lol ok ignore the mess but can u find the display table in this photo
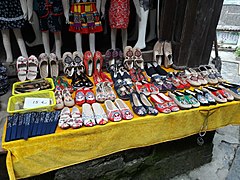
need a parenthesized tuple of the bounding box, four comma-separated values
(2, 99, 240, 179)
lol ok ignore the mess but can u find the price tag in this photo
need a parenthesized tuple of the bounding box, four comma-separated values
(23, 97, 51, 109)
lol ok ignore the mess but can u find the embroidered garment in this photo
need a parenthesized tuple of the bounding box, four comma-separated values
(109, 0, 130, 29)
(36, 0, 64, 32)
(0, 0, 26, 30)
(69, 0, 103, 34)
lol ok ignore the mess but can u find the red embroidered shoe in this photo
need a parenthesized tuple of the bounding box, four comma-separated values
(93, 51, 103, 74)
(83, 51, 93, 77)
(84, 87, 96, 104)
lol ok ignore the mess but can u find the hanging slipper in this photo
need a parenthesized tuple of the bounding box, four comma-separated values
(73, 51, 84, 75)
(163, 41, 173, 68)
(49, 53, 59, 78)
(27, 55, 38, 80)
(83, 51, 94, 77)
(16, 56, 28, 82)
(133, 47, 144, 70)
(38, 53, 49, 78)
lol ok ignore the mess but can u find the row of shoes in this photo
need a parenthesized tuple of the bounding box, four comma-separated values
(58, 99, 135, 129)
(17, 53, 59, 82)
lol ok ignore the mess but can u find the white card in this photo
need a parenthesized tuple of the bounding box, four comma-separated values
(23, 97, 51, 109)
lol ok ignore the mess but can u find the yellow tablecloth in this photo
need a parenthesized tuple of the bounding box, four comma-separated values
(2, 99, 240, 179)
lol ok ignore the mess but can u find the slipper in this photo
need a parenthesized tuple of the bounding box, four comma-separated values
(75, 88, 85, 106)
(82, 103, 96, 127)
(167, 73, 185, 90)
(157, 93, 180, 112)
(92, 103, 108, 125)
(182, 91, 201, 108)
(63, 52, 74, 78)
(133, 47, 144, 69)
(123, 46, 134, 70)
(115, 98, 134, 120)
(104, 100, 122, 121)
(139, 93, 158, 115)
(17, 56, 28, 82)
(38, 53, 49, 78)
(83, 51, 94, 77)
(206, 86, 234, 101)
(168, 91, 192, 109)
(193, 68, 208, 85)
(129, 92, 147, 116)
(96, 83, 106, 102)
(71, 106, 83, 129)
(153, 41, 164, 65)
(150, 94, 171, 113)
(62, 87, 75, 107)
(58, 107, 71, 129)
(73, 51, 84, 75)
(27, 55, 38, 80)
(205, 65, 225, 83)
(49, 53, 59, 78)
(103, 82, 116, 101)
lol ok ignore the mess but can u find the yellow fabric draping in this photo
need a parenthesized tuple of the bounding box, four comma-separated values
(2, 100, 240, 179)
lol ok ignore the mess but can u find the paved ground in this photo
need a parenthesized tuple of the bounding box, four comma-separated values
(0, 51, 240, 179)
(172, 51, 240, 180)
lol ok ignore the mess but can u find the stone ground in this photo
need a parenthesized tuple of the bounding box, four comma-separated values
(0, 51, 240, 179)
(172, 51, 240, 180)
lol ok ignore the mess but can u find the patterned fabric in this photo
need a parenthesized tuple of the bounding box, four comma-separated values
(109, 0, 130, 29)
(69, 0, 103, 34)
(36, 0, 64, 32)
(0, 0, 26, 30)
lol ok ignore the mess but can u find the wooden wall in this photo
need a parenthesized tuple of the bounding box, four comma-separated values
(159, 0, 224, 67)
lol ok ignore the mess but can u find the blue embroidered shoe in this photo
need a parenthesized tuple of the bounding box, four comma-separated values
(129, 92, 147, 116)
(139, 93, 158, 116)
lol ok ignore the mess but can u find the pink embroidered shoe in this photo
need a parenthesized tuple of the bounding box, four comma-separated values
(104, 100, 122, 122)
(115, 99, 134, 120)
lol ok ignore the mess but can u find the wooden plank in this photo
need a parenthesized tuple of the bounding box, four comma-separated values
(187, 0, 215, 67)
(201, 0, 224, 65)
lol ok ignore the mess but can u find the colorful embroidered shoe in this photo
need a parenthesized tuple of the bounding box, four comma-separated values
(75, 88, 85, 106)
(83, 51, 94, 77)
(58, 107, 71, 129)
(62, 87, 75, 107)
(168, 91, 192, 109)
(71, 106, 83, 129)
(115, 99, 134, 120)
(104, 100, 122, 121)
(195, 89, 216, 105)
(129, 92, 147, 116)
(182, 91, 201, 108)
(157, 93, 180, 112)
(103, 82, 116, 101)
(150, 94, 171, 113)
(96, 83, 106, 102)
(84, 88, 96, 104)
(202, 87, 227, 103)
(82, 103, 96, 127)
(135, 82, 151, 96)
(218, 84, 240, 100)
(92, 103, 108, 125)
(185, 89, 209, 106)
(55, 89, 64, 110)
(139, 93, 158, 115)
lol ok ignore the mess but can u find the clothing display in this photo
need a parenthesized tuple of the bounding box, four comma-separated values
(109, 0, 130, 29)
(36, 0, 64, 32)
(69, 0, 103, 34)
(0, 0, 26, 30)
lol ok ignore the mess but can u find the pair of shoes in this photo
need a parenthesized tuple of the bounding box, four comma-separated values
(135, 82, 159, 96)
(75, 87, 95, 106)
(63, 51, 84, 78)
(114, 77, 134, 100)
(185, 89, 210, 106)
(58, 106, 83, 129)
(96, 82, 116, 102)
(199, 65, 224, 84)
(129, 92, 158, 116)
(145, 62, 168, 77)
(105, 99, 134, 121)
(168, 91, 200, 109)
(82, 103, 108, 126)
(38, 53, 59, 78)
(129, 67, 148, 82)
(71, 71, 93, 89)
(123, 46, 144, 70)
(194, 89, 216, 105)
(218, 82, 240, 100)
(55, 87, 75, 110)
(202, 86, 233, 103)
(153, 41, 173, 68)
(150, 93, 179, 113)
(105, 48, 123, 71)
(17, 55, 38, 81)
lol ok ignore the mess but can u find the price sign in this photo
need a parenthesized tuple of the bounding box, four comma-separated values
(23, 97, 51, 109)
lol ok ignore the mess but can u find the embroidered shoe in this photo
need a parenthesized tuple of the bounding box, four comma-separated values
(129, 92, 147, 116)
(82, 103, 96, 127)
(115, 99, 134, 120)
(104, 100, 122, 121)
(92, 103, 108, 125)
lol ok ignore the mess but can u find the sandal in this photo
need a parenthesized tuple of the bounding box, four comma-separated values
(17, 56, 28, 82)
(27, 55, 38, 80)
(133, 47, 144, 69)
(92, 103, 108, 125)
(123, 46, 134, 70)
(63, 52, 74, 78)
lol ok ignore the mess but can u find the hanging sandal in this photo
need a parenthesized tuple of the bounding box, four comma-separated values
(27, 55, 38, 80)
(133, 47, 144, 69)
(153, 41, 164, 65)
(17, 56, 28, 82)
(63, 52, 74, 78)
